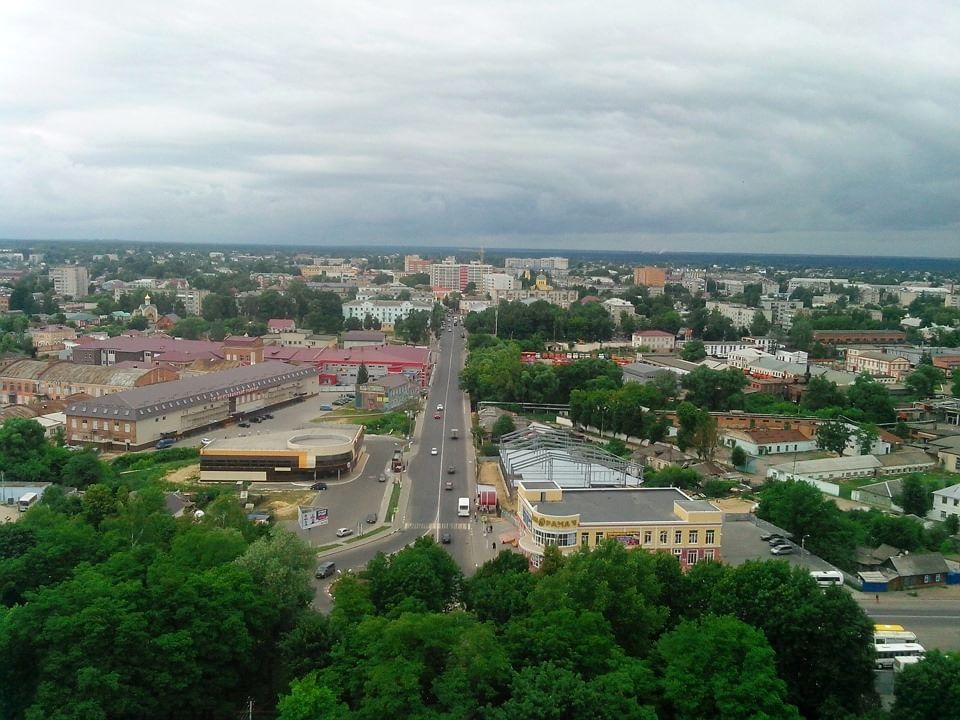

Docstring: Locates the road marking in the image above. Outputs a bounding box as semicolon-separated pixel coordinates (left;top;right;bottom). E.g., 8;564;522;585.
406;522;471;531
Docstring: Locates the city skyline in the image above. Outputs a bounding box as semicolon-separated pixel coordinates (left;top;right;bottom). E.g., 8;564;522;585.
2;2;958;257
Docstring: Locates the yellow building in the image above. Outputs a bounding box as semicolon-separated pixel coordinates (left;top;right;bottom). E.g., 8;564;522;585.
515;480;722;569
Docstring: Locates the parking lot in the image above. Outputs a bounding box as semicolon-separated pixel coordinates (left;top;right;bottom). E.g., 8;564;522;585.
721;517;836;572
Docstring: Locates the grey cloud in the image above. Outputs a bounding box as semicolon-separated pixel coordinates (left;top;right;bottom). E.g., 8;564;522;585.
1;1;959;256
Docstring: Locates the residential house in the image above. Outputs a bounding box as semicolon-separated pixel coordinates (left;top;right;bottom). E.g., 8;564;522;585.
882;553;950;590
631;330;675;352
721;428;817;457
930;483;960;523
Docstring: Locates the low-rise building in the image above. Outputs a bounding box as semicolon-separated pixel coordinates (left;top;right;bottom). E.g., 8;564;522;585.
267;319;296;334
65;362;319;450
488;288;580;308
930;483;960;523
631;329;675;351
515;480;722;569
602;298;636;325
721;428;817;457
341;330;387;349
845;349;911;382
199;426;363;482
813;330;906;345
356;374;419;411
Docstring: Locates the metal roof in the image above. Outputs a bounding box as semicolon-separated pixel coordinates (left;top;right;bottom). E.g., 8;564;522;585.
66;362;315;421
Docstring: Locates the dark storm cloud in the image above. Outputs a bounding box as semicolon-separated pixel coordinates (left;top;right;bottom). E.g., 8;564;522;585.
1;1;958;255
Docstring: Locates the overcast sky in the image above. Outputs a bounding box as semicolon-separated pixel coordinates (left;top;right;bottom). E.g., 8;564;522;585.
2;1;959;256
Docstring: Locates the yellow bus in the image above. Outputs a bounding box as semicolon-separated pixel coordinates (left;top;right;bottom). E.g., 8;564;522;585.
874;624;905;633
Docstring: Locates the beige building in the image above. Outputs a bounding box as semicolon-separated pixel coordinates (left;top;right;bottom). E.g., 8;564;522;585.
845;349;911;381
515;480;722;569
0;359;178;405
489;288;580;309
66;362;319;450
30;325;78;353
633;266;666;288
49;265;90;298
632;330;676;351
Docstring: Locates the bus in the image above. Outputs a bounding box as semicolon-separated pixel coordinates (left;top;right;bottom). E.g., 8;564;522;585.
874;643;925;669
874;624;905;633
810;570;843;587
874;631;918;645
17;492;38;512
457;497;470;517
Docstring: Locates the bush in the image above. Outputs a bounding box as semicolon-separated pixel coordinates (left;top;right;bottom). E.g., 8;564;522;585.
479;442;498;457
703;480;737;498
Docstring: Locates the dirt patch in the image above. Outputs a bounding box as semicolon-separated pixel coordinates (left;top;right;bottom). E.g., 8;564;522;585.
480;461;515;513
712;497;757;515
164;463;200;485
261;491;316;520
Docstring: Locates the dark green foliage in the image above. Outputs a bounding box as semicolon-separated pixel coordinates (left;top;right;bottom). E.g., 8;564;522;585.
892;651;960;720
730;444;747;467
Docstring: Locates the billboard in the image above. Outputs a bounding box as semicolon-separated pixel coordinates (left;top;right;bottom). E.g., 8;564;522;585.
298;505;329;530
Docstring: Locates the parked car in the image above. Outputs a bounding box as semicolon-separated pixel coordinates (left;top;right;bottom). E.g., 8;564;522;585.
238;421;251;428
365;512;377;524
319;404;333;411
310;481;328;491
263;412;274;419
201;438;214;446
335;527;353;538
440;532;452;544
431;447;438;456
760;532;782;542
770;544;794;555
770;538;792;549
155;438;175;449
315;561;336;578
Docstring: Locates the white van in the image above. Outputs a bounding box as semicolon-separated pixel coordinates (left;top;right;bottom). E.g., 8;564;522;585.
457;497;470;517
809;570;843;588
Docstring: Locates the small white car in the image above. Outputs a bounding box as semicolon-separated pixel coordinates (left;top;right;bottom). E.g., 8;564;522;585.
431;447;438;456
201;438;213;446
335;527;353;538
437;404;444;411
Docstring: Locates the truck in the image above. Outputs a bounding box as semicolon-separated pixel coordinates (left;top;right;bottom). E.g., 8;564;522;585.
450;428;459;440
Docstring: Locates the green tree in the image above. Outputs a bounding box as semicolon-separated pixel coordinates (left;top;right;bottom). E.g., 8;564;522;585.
172;316;209;339
801;374;845;411
816;419;852;456
952;368;960;397
80;484;116;528
846;373;896;424
680;366;747;411
234;527;315;616
127;315;149;330
899;474;932;517
750;310;771;336
905;364;943;398
655;615;801;720
680;339;706;362
64;450;106;488
362;536;463;614
277;673;349;720
891;650;960;720
491;414;516;440
730;444;747;467
356;363;369;386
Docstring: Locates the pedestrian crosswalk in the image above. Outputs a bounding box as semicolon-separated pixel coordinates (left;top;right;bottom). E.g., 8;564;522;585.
405;522;472;531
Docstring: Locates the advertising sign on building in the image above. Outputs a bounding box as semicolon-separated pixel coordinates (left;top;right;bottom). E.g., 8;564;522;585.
298;505;329;530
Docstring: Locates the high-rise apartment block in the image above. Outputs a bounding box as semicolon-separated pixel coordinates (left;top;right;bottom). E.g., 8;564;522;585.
429;261;493;291
404;255;433;274
49;266;90;298
633;266;666;288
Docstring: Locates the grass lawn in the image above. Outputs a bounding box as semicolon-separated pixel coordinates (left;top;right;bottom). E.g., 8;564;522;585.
837;476;884;500
386;482;402;522
314;543;340;553
345;526;388;543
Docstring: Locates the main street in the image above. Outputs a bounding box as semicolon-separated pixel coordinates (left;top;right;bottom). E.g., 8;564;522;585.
312;320;489;610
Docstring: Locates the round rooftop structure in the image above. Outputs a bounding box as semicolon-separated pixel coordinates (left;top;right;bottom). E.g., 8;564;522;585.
288;431;356;451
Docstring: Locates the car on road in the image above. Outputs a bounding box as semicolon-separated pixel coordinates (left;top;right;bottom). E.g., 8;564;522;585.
315;561;336;579
155;438;175;449
431;447;438;455
440;532;451;544
319;404;333;411
238;421;251;428
448;466;456;474
434;412;441;419
378;473;386;483
437;404;443;411
445;481;453;491
201;438;214;446
335;527;353;538
770;544;794;555
310;481;328;491
365;512;377;524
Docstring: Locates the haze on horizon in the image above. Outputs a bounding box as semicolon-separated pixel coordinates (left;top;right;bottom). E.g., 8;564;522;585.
2;1;959;257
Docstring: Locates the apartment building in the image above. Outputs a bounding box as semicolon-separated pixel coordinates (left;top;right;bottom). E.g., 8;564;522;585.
404;254;433;274
49;266;90;298
429;261;493;291
341;299;433;329
633;266;666;288
845;349;911;381
705;301;772;329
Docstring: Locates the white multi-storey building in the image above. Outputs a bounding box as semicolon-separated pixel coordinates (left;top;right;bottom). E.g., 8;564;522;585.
482;273;516;293
787;277;849;293
342;299;433;328
504;256;569;273
49;266;90;298
175;288;210;317
705;301;771;330
759;298;804;328
430;261;493;291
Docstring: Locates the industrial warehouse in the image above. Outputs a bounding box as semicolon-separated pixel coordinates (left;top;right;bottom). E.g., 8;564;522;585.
65;362;319;450
198;426;364;483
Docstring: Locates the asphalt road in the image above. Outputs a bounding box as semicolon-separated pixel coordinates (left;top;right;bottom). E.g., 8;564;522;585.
311;322;485;610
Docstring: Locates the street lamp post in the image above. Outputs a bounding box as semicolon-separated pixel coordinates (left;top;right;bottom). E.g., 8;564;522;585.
802;534;810;558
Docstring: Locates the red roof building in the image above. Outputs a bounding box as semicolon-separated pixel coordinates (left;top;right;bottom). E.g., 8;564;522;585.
267;318;296;333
